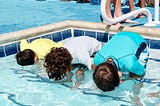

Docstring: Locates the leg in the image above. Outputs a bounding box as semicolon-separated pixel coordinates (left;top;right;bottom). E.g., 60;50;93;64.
136;0;146;18
129;0;145;18
129;0;135;12
113;0;137;24
103;0;114;24
113;0;123;18
140;0;145;8
136;42;147;59
105;0;113;20
137;43;149;69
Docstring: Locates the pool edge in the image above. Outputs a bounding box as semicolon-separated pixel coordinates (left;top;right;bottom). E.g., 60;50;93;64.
0;20;160;45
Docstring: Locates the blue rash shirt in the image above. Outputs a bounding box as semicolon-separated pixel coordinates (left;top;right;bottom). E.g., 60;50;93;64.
94;31;148;76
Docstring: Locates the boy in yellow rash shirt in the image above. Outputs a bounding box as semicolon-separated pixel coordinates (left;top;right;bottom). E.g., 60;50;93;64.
16;38;63;66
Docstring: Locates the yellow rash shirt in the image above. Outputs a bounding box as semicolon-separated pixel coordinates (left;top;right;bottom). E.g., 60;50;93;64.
20;38;63;59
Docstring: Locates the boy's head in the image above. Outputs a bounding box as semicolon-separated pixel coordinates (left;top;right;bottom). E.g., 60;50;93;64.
93;62;120;91
16;49;37;66
44;47;72;81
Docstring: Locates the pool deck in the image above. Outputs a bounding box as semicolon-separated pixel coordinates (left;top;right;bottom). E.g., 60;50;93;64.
0;20;160;45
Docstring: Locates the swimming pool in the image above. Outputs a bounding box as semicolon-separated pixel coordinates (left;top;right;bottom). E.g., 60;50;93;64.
0;38;160;106
0;0;159;35
0;24;160;105
0;0;101;34
0;0;160;106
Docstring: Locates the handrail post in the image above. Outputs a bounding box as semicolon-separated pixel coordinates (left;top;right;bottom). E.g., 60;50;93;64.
153;0;160;24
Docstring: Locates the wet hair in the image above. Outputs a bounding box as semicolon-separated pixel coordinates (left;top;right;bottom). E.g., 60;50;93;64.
16;49;35;66
93;62;120;91
44;47;72;81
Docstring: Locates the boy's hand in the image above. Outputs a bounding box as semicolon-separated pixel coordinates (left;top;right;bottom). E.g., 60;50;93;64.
71;82;81;90
91;64;96;70
66;71;73;82
71;69;84;90
75;69;84;83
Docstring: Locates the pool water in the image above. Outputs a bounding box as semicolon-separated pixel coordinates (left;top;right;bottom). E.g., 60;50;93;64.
0;0;101;34
0;49;159;106
0;0;159;34
0;0;160;106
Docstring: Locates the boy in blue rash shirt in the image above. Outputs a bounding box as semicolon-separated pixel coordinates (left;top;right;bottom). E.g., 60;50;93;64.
92;31;149;91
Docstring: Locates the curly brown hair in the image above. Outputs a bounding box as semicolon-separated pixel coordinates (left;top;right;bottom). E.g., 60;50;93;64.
44;47;72;81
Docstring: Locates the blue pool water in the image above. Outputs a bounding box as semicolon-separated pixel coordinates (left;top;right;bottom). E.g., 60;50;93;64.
0;48;160;106
0;0;101;34
0;0;159;34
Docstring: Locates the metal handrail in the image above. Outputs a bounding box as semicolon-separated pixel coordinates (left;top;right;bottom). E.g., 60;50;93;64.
100;0;155;26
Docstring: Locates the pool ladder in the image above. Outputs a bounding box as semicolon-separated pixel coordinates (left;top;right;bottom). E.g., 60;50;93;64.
100;0;160;26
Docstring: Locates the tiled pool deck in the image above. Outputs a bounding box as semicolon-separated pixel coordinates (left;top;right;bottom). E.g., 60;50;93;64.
0;20;160;57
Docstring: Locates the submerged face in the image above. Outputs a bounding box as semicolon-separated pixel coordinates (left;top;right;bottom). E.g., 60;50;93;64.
44;47;73;81
93;62;120;91
16;49;36;66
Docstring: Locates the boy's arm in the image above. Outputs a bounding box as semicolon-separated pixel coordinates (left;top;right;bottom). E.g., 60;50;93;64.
71;69;84;89
120;69;144;83
129;60;145;76
126;55;145;75
120;74;144;82
120;55;145;82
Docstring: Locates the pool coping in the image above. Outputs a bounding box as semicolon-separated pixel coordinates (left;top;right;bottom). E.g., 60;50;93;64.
0;20;160;45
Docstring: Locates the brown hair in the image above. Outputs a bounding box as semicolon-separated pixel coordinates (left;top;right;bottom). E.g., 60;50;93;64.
93;62;120;91
16;49;35;66
44;47;72;81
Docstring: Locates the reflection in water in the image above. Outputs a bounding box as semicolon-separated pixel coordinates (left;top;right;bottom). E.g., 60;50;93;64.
82;91;133;104
11;67;53;83
0;92;31;106
147;92;160;98
130;82;143;106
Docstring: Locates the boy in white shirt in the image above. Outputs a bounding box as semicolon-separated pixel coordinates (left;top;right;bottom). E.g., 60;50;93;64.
44;36;102;88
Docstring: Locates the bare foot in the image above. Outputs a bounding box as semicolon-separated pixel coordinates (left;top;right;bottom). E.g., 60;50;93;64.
134;13;145;18
102;21;122;26
122;19;138;24
102;19;137;25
